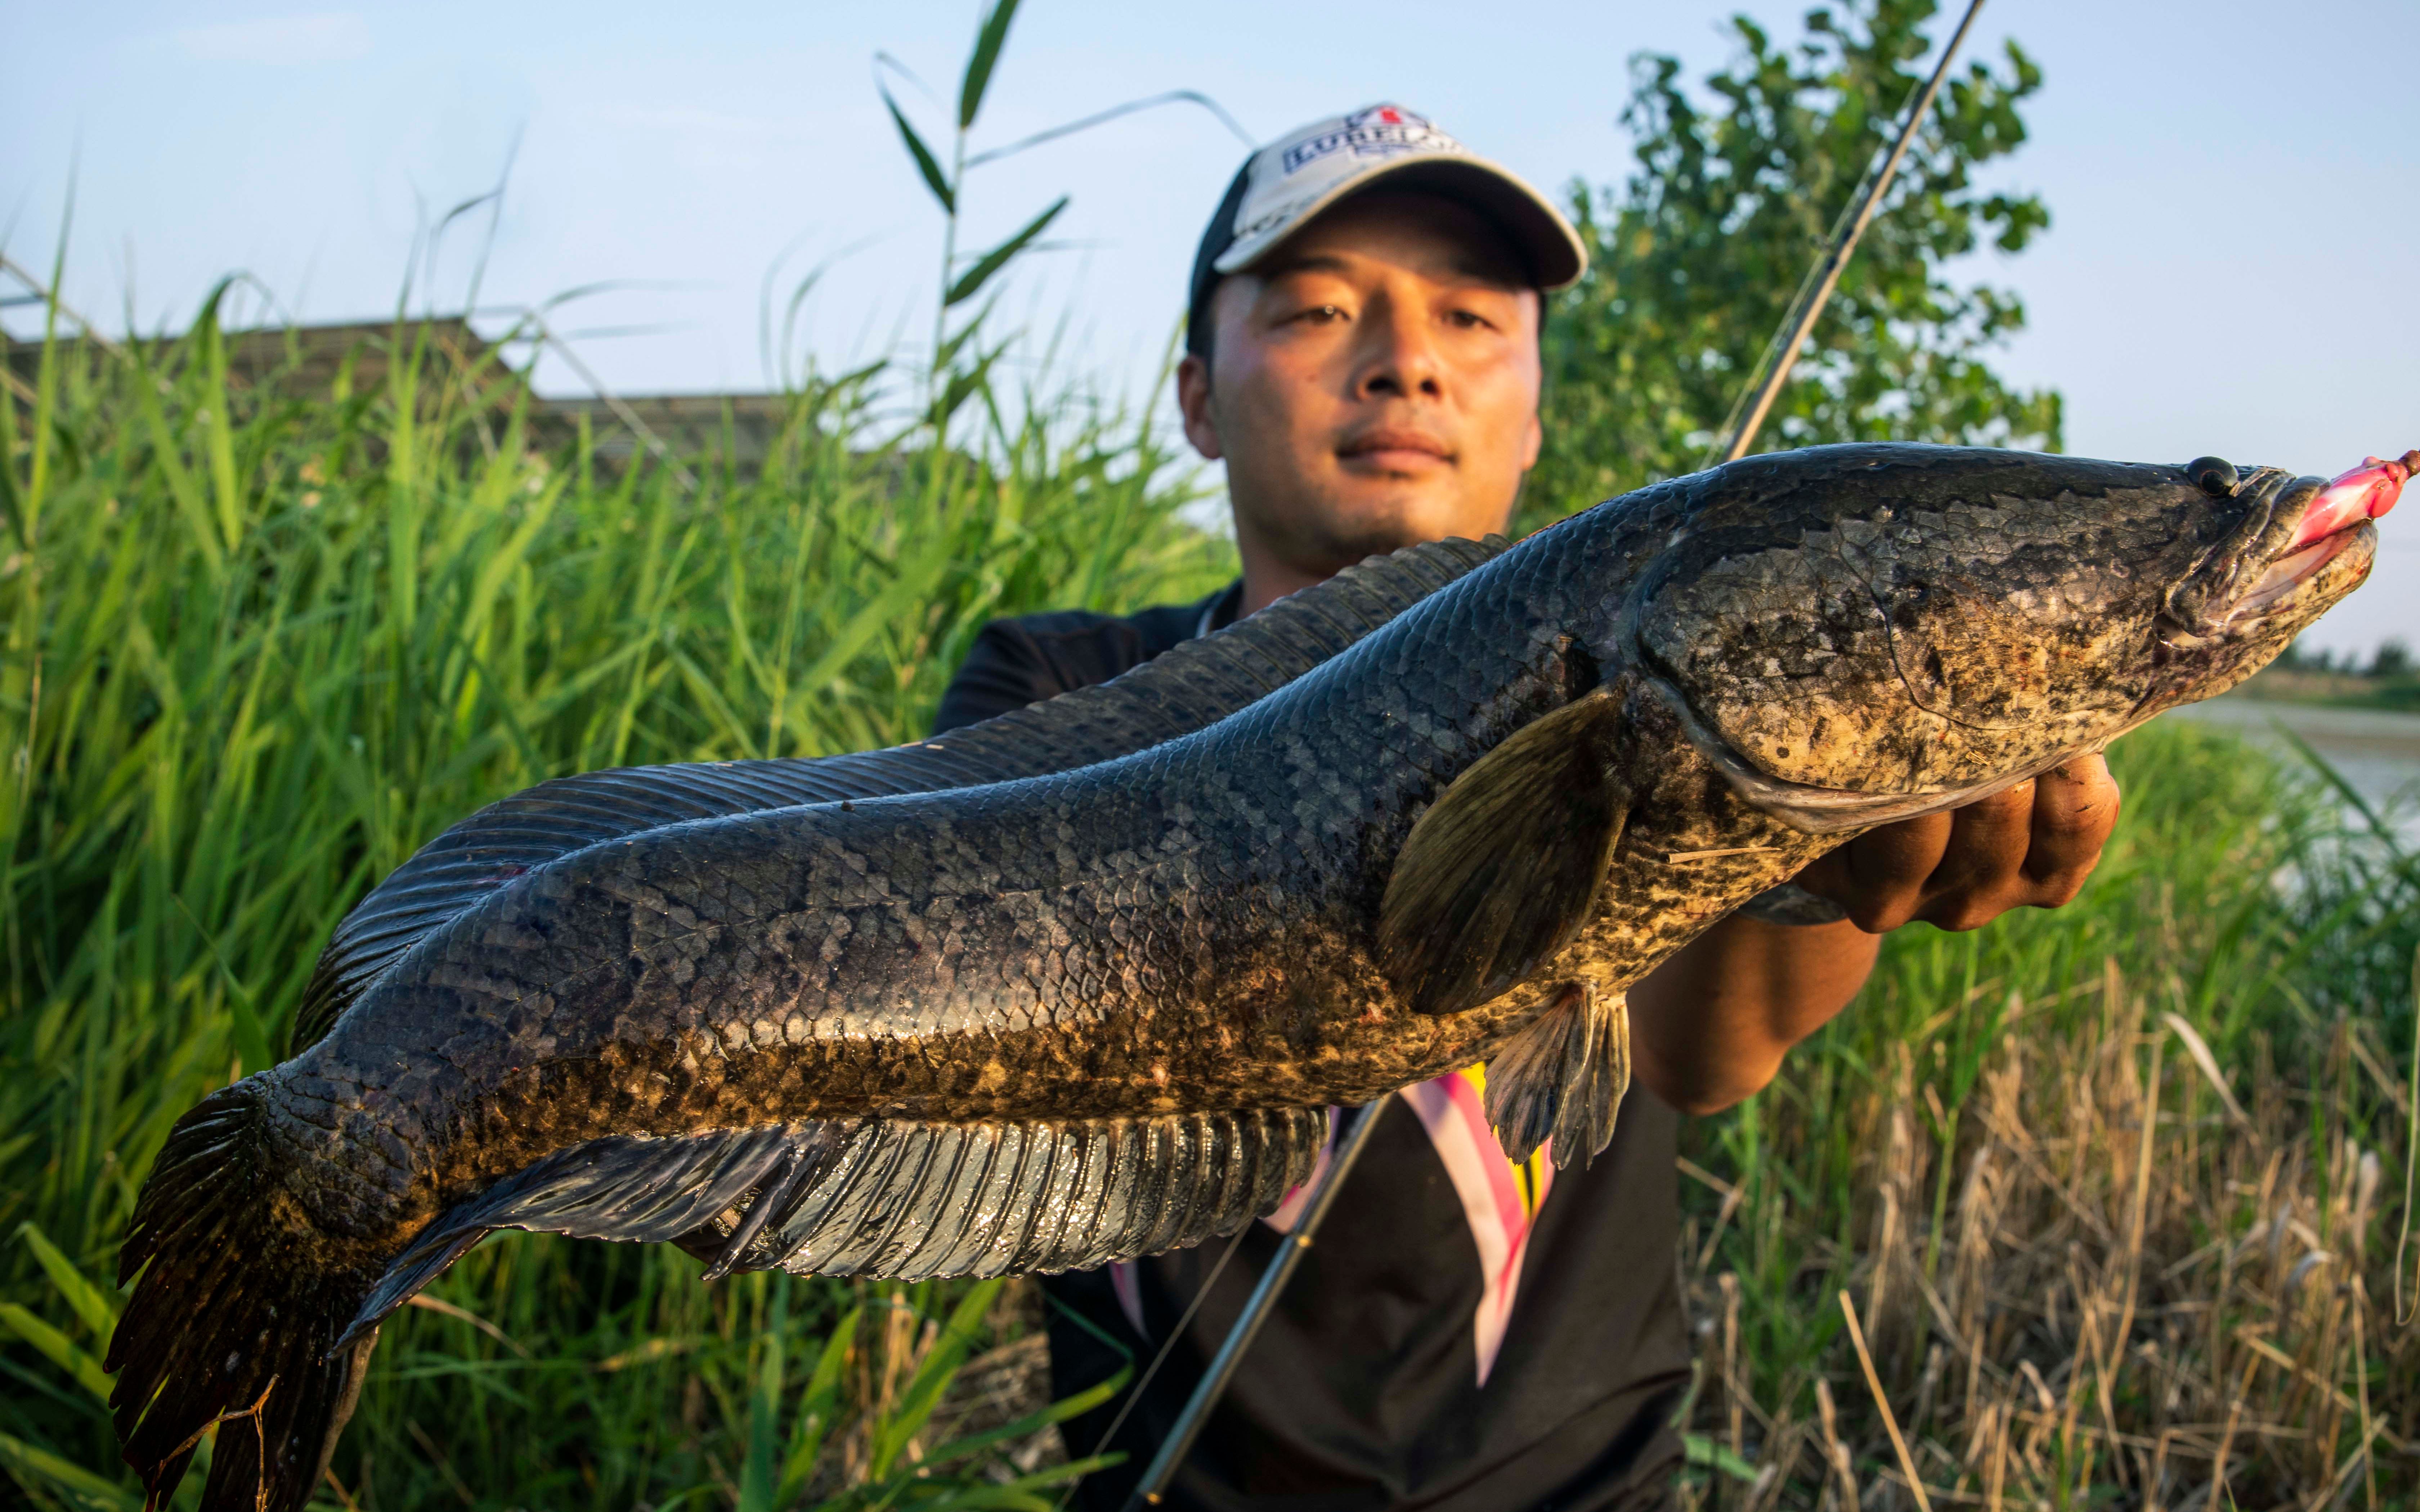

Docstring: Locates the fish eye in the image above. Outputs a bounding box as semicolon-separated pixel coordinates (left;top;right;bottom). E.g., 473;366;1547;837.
2186;456;2239;496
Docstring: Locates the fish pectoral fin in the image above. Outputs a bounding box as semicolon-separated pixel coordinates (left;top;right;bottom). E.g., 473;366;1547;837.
1484;982;1631;1167
1379;689;1632;1017
341;1109;1328;1345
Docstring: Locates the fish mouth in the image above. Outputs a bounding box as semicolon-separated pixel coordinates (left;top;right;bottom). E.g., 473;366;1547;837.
2224;449;2411;622
2224;519;2376;623
2226;450;2420;617
2161;450;2408;646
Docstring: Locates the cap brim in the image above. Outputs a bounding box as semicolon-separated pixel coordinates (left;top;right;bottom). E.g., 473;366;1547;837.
1211;153;1587;291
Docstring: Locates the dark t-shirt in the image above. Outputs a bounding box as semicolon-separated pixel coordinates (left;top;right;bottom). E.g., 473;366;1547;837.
932;584;1688;1512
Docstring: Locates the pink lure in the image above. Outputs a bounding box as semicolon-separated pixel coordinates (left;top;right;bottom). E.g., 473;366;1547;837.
2286;449;2420;550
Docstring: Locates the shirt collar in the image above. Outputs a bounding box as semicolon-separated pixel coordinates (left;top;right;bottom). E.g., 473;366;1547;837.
1195;579;1245;640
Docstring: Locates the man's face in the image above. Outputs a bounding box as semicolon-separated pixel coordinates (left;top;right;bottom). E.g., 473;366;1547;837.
1177;191;1544;580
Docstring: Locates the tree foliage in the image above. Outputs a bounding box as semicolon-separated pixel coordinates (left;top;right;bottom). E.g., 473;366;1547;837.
1525;0;2061;530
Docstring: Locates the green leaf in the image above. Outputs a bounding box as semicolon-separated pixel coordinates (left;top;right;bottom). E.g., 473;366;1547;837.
901;1489;1052;1512
1682;1432;1762;1484
16;1225;117;1339
957;0;1023;129
928;336;1009;433
0;1302;113;1403
944;196;1067;307
193;279;244;557
869;1279;1000;1477
171;892;275;1075
0;1429;140;1512
227;992;276;1079
736;1275;789;1512
884;89;956;213
129;343;223;578
778;1305;861;1506
901;1367;1129;1477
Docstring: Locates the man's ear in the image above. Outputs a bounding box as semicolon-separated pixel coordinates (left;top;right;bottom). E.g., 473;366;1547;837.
1176;352;1223;461
1518;288;1545;473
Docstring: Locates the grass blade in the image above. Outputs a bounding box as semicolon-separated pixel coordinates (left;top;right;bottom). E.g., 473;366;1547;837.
780;1305;862;1505
957;0;1023;128
945;197;1066;308
14;1225;116;1339
884;89;956;213
0;1303;112;1403
0;1428;141;1511
737;1275;789;1512
870;1278;1000;1477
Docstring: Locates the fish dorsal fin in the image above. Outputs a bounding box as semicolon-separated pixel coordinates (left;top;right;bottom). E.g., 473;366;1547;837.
1378;689;1632;1017
340;1107;1327;1345
292;536;1504;1053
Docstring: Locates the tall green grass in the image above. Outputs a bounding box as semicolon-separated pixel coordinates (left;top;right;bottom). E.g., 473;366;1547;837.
1;301;1220;1508
5;297;2416;1508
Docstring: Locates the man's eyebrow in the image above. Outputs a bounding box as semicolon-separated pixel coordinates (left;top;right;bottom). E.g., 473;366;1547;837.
1260;250;1524;292
1256;253;1354;281
1448;256;1528;289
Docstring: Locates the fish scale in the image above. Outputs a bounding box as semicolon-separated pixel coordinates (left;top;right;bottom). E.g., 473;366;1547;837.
108;442;2400;1512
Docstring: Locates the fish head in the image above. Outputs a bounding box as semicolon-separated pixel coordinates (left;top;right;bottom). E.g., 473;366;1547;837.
1628;443;2406;832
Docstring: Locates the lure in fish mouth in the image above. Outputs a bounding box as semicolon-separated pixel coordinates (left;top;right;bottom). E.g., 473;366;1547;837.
104;443;2403;1512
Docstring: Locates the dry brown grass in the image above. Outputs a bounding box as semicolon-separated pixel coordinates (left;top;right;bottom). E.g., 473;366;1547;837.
1682;963;2418;1512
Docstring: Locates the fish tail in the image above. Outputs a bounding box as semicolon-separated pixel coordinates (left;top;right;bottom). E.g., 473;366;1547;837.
106;1080;379;1512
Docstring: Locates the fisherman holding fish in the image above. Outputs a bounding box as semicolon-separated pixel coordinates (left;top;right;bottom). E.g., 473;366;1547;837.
111;94;2410;1512
933;106;2123;1511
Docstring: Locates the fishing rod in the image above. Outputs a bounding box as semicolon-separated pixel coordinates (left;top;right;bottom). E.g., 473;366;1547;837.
1116;11;1989;1508
1706;0;1987;465
1114;1098;1389;1511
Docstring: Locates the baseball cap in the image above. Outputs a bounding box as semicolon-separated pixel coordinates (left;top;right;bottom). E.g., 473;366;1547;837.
1186;103;1588;353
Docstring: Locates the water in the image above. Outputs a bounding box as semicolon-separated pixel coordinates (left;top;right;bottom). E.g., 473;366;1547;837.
2162;695;2420;829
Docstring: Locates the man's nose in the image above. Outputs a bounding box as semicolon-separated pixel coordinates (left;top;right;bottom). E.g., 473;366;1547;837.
1351;296;1443;401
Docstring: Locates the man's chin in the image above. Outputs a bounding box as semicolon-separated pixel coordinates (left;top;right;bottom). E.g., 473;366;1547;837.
1291;492;1457;567
1237;471;1501;573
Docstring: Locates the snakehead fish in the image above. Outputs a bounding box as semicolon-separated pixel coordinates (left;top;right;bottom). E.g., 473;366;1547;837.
108;443;2410;1510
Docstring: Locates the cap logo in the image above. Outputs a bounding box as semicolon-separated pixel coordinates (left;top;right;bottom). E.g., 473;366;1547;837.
1277;105;1464;177
1197;100;1586;293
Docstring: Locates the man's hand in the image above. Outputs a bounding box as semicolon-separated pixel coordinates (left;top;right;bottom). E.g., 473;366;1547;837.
1626;755;2121;1115
1791;755;2122;934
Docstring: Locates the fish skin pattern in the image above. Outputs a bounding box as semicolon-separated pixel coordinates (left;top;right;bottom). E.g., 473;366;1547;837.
108;442;2372;1512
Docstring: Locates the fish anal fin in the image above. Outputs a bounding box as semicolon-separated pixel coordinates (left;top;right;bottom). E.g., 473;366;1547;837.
344;1109;1328;1347
1484;982;1631;1167
701;1123;850;1281
1379;690;1631;1017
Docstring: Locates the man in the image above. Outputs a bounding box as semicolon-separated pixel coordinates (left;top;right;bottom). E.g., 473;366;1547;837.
932;105;2119;1512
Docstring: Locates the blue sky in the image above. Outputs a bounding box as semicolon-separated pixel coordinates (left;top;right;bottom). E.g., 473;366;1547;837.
8;0;2415;653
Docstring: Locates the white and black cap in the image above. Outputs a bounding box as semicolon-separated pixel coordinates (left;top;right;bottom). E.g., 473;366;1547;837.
1186;103;1588;352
